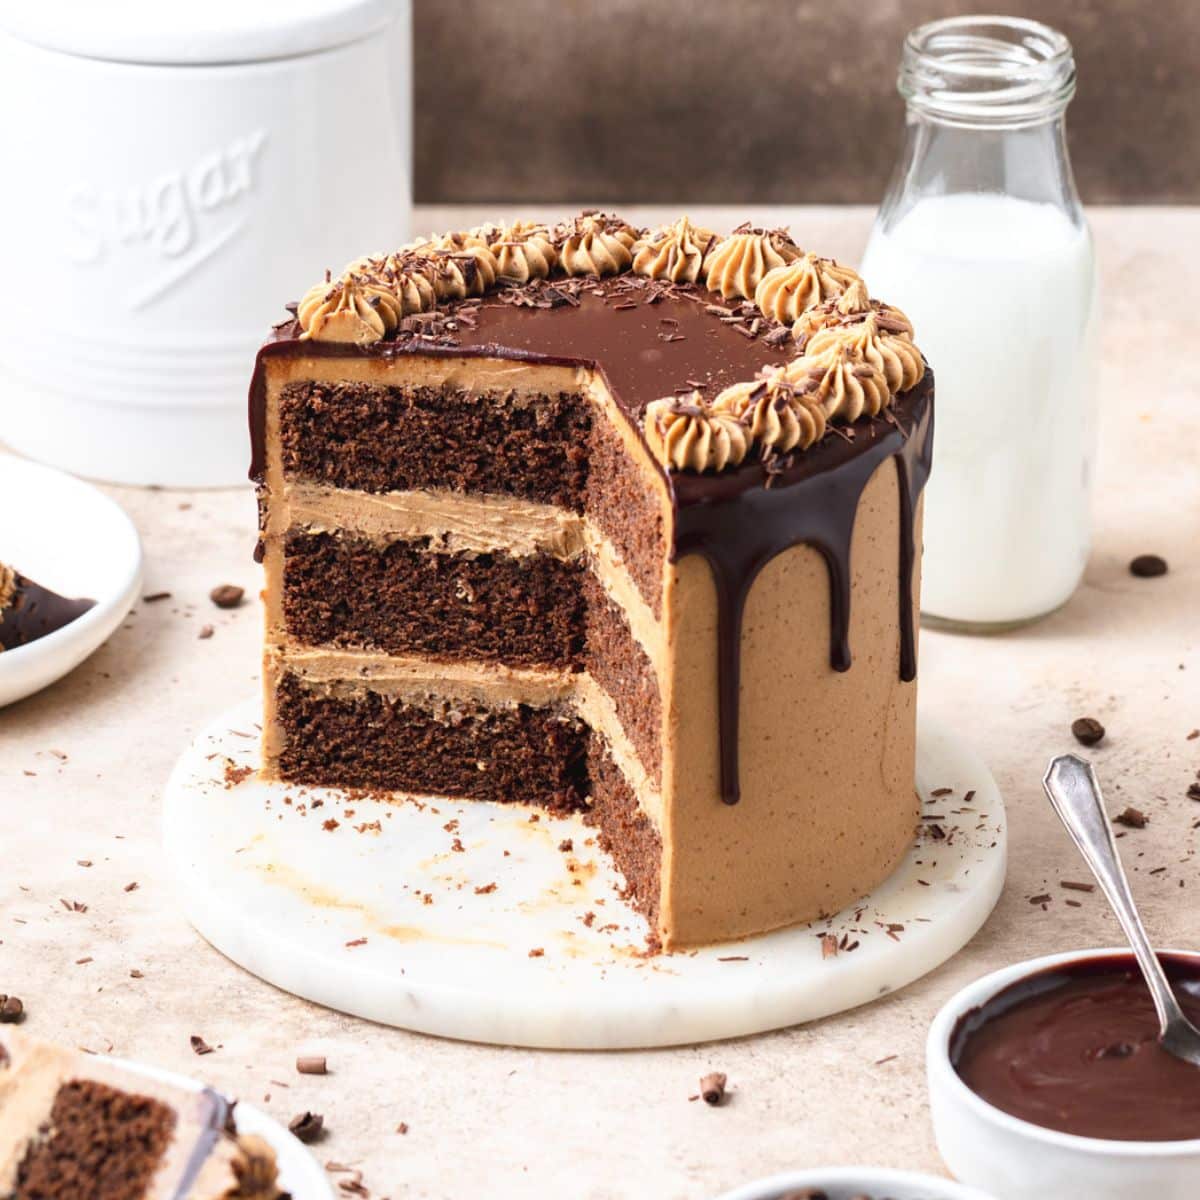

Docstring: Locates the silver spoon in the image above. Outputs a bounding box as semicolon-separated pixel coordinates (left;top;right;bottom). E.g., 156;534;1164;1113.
1042;753;1200;1067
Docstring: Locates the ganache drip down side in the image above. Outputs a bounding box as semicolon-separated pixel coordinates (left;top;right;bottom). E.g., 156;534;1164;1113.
672;373;933;804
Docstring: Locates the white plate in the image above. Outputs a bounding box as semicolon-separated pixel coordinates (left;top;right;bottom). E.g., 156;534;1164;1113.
164;700;1007;1049
0;454;142;706
714;1165;998;1200
105;1055;334;1200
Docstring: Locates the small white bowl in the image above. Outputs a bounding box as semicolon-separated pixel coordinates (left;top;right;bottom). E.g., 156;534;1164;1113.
0;455;142;705
928;947;1200;1200
714;1165;997;1200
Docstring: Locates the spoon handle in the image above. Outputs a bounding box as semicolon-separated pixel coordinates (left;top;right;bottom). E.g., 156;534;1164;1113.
1042;753;1188;1034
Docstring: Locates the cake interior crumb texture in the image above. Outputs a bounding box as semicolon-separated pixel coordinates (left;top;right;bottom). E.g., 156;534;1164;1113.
11;1080;176;1200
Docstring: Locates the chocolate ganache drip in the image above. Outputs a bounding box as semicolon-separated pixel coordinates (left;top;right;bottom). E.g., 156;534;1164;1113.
672;376;932;804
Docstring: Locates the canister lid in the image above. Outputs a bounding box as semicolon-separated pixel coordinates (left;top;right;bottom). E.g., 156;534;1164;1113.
0;0;398;66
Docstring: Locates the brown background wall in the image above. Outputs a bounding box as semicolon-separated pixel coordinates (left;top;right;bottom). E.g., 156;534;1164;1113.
413;0;1198;205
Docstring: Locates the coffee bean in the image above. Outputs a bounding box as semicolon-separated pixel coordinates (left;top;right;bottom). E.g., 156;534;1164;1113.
1071;717;1105;746
209;584;245;609
1130;554;1168;578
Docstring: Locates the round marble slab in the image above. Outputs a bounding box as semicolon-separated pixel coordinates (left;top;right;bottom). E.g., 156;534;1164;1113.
163;700;1007;1050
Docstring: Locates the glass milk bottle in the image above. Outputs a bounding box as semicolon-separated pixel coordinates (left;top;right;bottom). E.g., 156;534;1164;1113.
860;16;1098;630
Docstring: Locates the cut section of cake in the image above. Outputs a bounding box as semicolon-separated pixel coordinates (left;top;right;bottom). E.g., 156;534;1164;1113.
250;214;933;951
0;1029;285;1199
0;562;94;651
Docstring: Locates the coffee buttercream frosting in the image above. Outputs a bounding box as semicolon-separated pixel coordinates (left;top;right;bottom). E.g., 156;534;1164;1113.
703;227;801;300
644;392;751;473
788;343;892;421
754;253;862;323
489;221;558;283
408;231;499;298
793;283;914;345
806;312;925;394
713;367;827;452
631;216;715;283
558;213;638;277
297;275;404;344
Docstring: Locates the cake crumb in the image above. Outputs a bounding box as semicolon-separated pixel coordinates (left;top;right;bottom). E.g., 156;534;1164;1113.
1115;807;1148;829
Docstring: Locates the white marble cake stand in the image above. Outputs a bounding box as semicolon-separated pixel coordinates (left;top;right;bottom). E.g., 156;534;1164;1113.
163;700;1006;1050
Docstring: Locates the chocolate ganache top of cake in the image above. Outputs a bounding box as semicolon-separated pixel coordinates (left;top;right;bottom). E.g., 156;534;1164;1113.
254;212;929;485
251;213;934;803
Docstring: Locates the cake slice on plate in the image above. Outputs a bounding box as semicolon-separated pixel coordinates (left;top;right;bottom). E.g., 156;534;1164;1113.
0;1029;285;1199
249;213;933;951
0;562;94;651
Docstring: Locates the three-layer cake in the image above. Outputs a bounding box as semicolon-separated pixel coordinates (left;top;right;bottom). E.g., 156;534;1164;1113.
250;214;932;950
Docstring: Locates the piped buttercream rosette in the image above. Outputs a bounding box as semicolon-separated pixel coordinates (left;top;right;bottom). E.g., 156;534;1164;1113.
644;392;751;473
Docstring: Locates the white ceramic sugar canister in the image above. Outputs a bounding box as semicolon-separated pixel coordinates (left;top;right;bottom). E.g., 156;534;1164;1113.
0;0;412;487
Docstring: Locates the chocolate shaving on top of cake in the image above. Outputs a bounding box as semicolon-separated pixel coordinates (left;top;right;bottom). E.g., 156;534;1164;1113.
631;216;716;284
788;342;892;422
713;366;827;453
556;211;640;276
406;231;499;298
644;391;751;473
296;274;404;345
806;311;925;395
753;251;862;323
792;280;913;346
488;220;559;283
703;225;801;301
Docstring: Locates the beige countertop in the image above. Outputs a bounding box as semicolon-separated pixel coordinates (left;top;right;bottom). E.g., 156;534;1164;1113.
1;206;1198;1199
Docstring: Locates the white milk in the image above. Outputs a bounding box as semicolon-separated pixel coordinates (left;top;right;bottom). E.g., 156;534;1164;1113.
860;193;1098;626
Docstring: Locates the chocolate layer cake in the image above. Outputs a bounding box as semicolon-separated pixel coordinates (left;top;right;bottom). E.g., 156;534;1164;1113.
0;1030;285;1199
0;562;94;651
250;214;933;950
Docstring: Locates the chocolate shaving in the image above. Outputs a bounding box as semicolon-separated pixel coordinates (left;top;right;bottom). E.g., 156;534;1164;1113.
699;1071;728;1106
288;1111;325;1143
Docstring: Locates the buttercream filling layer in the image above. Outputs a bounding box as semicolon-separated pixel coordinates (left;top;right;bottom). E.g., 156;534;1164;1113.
265;482;664;681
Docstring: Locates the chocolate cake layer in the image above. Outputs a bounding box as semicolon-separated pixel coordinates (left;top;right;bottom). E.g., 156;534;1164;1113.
282;530;586;669
581;572;662;786
278;381;591;510
584;397;666;617
12;1079;176;1200
275;672;591;810
583;735;663;941
250;277;794;484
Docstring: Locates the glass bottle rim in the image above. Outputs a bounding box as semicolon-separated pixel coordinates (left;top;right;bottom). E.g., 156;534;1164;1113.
900;15;1077;129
